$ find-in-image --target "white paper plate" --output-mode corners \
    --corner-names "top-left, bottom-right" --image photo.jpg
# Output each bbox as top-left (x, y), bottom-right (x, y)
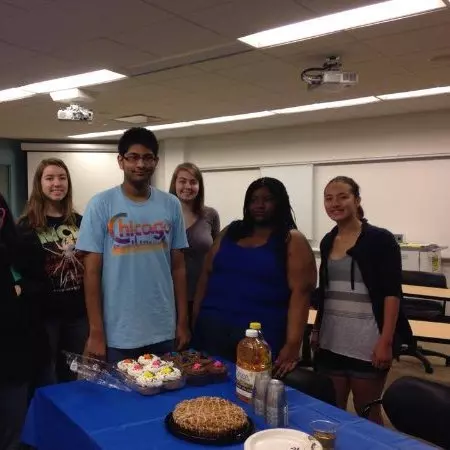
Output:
top-left (244, 428), bottom-right (323, 450)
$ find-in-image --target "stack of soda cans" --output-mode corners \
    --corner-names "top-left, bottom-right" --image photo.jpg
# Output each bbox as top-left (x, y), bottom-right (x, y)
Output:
top-left (252, 373), bottom-right (288, 427)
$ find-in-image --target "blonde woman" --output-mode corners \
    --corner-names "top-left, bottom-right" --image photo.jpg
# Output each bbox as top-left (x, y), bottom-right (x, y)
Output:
top-left (169, 163), bottom-right (220, 324)
top-left (17, 158), bottom-right (86, 385)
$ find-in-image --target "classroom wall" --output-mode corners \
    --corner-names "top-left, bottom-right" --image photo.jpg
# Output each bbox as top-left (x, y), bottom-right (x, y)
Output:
top-left (0, 139), bottom-right (27, 217)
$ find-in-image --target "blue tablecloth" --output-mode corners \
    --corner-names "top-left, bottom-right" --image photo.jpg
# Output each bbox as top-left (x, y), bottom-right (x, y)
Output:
top-left (22, 379), bottom-right (433, 450)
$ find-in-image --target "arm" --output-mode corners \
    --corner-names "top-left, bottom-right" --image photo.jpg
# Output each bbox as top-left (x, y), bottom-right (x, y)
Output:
top-left (83, 252), bottom-right (105, 356)
top-left (192, 228), bottom-right (226, 327)
top-left (275, 231), bottom-right (317, 377)
top-left (75, 196), bottom-right (106, 357)
top-left (209, 208), bottom-right (221, 241)
top-left (373, 232), bottom-right (401, 367)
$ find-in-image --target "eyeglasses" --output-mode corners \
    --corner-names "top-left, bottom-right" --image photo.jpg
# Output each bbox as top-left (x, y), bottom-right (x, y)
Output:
top-left (122, 153), bottom-right (157, 164)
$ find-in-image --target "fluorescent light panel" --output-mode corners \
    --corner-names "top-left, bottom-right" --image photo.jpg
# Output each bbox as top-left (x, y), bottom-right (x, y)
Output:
top-left (23, 69), bottom-right (126, 94)
top-left (239, 0), bottom-right (446, 48)
top-left (273, 97), bottom-right (380, 114)
top-left (377, 86), bottom-right (450, 100)
top-left (69, 84), bottom-right (450, 139)
top-left (0, 88), bottom-right (35, 102)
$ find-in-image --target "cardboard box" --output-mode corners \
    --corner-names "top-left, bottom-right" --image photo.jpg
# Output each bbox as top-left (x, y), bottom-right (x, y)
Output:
top-left (400, 244), bottom-right (445, 273)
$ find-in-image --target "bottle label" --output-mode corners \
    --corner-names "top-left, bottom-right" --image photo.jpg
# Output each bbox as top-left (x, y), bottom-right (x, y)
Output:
top-left (236, 367), bottom-right (269, 399)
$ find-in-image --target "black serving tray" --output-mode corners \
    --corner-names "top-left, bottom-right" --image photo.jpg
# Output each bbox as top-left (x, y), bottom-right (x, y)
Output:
top-left (165, 412), bottom-right (254, 446)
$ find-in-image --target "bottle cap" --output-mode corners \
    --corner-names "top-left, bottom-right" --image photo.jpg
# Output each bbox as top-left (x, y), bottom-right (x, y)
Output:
top-left (245, 329), bottom-right (258, 338)
top-left (249, 322), bottom-right (261, 330)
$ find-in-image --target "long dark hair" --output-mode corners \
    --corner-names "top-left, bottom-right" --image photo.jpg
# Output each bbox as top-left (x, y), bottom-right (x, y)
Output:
top-left (326, 175), bottom-right (366, 221)
top-left (0, 193), bottom-right (17, 266)
top-left (227, 177), bottom-right (297, 246)
top-left (169, 162), bottom-right (205, 215)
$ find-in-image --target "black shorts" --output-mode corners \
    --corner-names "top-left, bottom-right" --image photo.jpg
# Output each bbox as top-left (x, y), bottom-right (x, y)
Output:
top-left (314, 349), bottom-right (389, 379)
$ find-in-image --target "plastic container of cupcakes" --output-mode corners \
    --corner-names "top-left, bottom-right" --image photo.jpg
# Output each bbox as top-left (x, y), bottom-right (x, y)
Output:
top-left (115, 353), bottom-right (186, 396)
top-left (163, 349), bottom-right (229, 386)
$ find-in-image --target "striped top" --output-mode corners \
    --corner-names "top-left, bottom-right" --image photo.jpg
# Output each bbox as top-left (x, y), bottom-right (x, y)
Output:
top-left (319, 255), bottom-right (380, 362)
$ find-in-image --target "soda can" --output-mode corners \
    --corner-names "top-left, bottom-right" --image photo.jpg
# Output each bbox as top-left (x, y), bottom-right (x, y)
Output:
top-left (265, 379), bottom-right (288, 427)
top-left (252, 372), bottom-right (271, 416)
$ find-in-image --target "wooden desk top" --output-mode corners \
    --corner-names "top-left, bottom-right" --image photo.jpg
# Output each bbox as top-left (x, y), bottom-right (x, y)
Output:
top-left (307, 310), bottom-right (450, 340)
top-left (402, 284), bottom-right (450, 300)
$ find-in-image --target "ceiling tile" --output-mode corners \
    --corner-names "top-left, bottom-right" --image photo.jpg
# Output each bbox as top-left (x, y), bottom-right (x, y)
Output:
top-left (186, 0), bottom-right (314, 38)
top-left (115, 17), bottom-right (229, 57)
top-left (143, 0), bottom-right (231, 14)
top-left (49, 38), bottom-right (156, 73)
top-left (364, 24), bottom-right (450, 57)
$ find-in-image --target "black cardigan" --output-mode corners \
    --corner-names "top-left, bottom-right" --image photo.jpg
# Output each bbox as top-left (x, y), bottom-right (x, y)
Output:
top-left (316, 221), bottom-right (413, 353)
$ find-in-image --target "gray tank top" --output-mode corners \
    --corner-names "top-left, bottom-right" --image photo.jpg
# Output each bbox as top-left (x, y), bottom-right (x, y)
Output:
top-left (319, 255), bottom-right (380, 361)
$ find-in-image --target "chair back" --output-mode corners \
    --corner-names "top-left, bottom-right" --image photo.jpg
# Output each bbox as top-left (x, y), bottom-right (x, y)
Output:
top-left (383, 376), bottom-right (450, 449)
top-left (402, 270), bottom-right (447, 288)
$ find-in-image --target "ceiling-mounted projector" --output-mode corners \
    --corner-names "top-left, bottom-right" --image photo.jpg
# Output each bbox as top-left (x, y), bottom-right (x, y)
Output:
top-left (57, 104), bottom-right (94, 122)
top-left (301, 56), bottom-right (358, 92)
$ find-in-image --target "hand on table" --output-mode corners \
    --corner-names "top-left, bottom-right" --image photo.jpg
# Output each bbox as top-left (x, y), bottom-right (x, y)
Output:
top-left (175, 322), bottom-right (191, 351)
top-left (273, 342), bottom-right (300, 378)
top-left (372, 338), bottom-right (392, 370)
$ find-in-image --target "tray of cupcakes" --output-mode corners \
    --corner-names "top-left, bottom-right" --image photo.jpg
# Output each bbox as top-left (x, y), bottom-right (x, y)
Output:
top-left (163, 349), bottom-right (228, 386)
top-left (116, 353), bottom-right (185, 395)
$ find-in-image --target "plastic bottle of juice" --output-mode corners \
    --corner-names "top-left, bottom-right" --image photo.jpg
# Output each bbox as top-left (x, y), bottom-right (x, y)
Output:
top-left (249, 322), bottom-right (272, 369)
top-left (236, 329), bottom-right (271, 403)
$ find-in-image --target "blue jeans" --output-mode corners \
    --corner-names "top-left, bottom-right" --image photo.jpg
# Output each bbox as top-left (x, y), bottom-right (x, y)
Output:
top-left (107, 340), bottom-right (175, 364)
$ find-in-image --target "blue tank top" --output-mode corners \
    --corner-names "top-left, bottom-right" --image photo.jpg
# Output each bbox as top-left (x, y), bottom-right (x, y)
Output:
top-left (199, 234), bottom-right (291, 355)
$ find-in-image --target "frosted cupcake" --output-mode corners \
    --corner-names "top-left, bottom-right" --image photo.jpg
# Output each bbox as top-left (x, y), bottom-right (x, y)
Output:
top-left (127, 363), bottom-right (145, 378)
top-left (136, 370), bottom-right (163, 388)
top-left (155, 366), bottom-right (182, 382)
top-left (138, 353), bottom-right (159, 365)
top-left (117, 359), bottom-right (136, 372)
top-left (144, 358), bottom-right (173, 373)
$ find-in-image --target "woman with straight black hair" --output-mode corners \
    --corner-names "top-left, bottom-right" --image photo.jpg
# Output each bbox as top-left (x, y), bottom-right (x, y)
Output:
top-left (192, 177), bottom-right (316, 377)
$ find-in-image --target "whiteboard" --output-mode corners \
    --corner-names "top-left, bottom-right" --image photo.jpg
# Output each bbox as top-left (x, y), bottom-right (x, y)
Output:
top-left (260, 165), bottom-right (313, 239)
top-left (314, 159), bottom-right (450, 257)
top-left (202, 169), bottom-right (261, 229)
top-left (27, 152), bottom-right (124, 214)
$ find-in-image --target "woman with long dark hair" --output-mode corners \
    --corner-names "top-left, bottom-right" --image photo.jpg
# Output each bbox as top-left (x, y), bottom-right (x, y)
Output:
top-left (169, 163), bottom-right (220, 325)
top-left (17, 158), bottom-right (87, 385)
top-left (0, 194), bottom-right (34, 449)
top-left (312, 176), bottom-right (413, 424)
top-left (192, 177), bottom-right (316, 376)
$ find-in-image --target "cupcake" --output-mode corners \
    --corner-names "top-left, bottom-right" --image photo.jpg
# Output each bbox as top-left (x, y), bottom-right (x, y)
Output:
top-left (117, 358), bottom-right (136, 372)
top-left (144, 358), bottom-right (173, 373)
top-left (127, 363), bottom-right (144, 378)
top-left (138, 353), bottom-right (159, 365)
top-left (136, 370), bottom-right (163, 389)
top-left (163, 351), bottom-right (180, 362)
top-left (185, 362), bottom-right (210, 386)
top-left (156, 366), bottom-right (184, 390)
top-left (207, 360), bottom-right (228, 382)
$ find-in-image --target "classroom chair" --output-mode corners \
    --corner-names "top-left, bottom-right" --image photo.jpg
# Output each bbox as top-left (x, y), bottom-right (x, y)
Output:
top-left (399, 270), bottom-right (450, 373)
top-left (361, 376), bottom-right (450, 449)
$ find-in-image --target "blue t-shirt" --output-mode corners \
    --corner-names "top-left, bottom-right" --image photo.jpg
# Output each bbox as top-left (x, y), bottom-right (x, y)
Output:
top-left (76, 186), bottom-right (188, 349)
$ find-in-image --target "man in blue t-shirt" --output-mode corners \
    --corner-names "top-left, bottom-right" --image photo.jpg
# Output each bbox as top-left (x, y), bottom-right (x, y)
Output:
top-left (76, 127), bottom-right (190, 363)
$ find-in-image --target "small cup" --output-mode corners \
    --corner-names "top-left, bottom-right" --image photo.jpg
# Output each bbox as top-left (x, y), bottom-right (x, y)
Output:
top-left (252, 372), bottom-right (271, 416)
top-left (310, 420), bottom-right (338, 450)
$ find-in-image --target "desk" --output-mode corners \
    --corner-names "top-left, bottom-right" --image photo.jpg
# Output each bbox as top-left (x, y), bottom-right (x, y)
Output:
top-left (22, 378), bottom-right (433, 450)
top-left (307, 310), bottom-right (450, 344)
top-left (402, 284), bottom-right (450, 300)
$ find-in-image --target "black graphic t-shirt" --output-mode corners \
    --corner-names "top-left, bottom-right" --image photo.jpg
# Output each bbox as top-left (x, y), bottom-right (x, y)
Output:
top-left (17, 214), bottom-right (86, 317)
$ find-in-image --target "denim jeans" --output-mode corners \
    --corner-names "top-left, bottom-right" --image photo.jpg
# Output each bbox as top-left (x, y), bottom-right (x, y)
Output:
top-left (107, 340), bottom-right (175, 364)
top-left (35, 315), bottom-right (89, 386)
top-left (0, 381), bottom-right (29, 450)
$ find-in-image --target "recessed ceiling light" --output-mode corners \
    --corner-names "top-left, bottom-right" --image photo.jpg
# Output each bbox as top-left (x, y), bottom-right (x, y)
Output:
top-left (238, 0), bottom-right (446, 48)
top-left (68, 129), bottom-right (127, 139)
top-left (0, 88), bottom-right (35, 103)
top-left (273, 97), bottom-right (380, 114)
top-left (149, 122), bottom-right (195, 131)
top-left (377, 86), bottom-right (450, 100)
top-left (23, 69), bottom-right (126, 94)
top-left (115, 114), bottom-right (151, 125)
